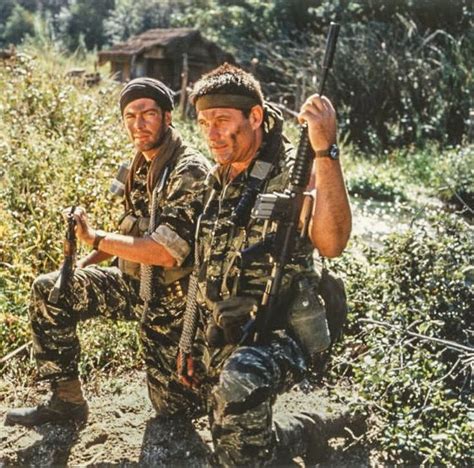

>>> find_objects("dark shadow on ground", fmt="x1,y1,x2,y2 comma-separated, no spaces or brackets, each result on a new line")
138,416,212,467
1,422,81,466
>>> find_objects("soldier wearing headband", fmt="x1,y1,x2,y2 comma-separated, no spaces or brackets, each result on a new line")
6,78,210,426
177,63,353,465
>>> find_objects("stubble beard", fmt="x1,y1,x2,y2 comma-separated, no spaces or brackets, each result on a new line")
135,124,167,154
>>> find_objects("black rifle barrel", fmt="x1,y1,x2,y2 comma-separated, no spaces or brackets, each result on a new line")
48,206,77,304
318,22,340,95
251,22,340,344
291,22,340,189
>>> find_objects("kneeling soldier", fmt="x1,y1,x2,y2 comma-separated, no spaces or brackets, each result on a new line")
178,64,353,465
6,78,210,426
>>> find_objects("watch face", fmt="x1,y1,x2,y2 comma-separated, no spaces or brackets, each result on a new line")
329,145,340,159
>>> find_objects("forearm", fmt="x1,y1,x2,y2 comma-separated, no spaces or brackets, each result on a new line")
82,232,177,267
308,158,351,257
77,250,113,268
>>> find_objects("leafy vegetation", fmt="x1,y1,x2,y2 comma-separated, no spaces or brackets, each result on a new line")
329,212,473,464
0,1,471,150
0,50,138,377
0,20,472,466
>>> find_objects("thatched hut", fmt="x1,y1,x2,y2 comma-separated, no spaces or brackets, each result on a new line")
98,28,235,88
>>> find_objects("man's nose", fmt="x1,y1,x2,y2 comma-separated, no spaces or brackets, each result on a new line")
133,114,146,130
208,124,220,141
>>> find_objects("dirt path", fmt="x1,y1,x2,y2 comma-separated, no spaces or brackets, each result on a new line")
0,371,372,466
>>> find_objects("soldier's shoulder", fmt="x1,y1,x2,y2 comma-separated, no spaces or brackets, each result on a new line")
175,145,211,176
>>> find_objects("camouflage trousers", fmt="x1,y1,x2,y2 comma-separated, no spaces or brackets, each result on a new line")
29,265,202,416
207,331,312,466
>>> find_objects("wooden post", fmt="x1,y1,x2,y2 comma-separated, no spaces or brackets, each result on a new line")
250,57,259,75
179,53,189,120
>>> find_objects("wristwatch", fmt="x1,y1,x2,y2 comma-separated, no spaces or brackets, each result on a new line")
314,144,340,160
93,230,106,251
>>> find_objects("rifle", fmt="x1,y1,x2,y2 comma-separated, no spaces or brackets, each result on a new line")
48,206,77,304
243,22,340,344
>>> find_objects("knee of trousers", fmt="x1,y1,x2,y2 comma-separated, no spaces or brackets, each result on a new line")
212,347,278,420
29,272,60,321
31,272,58,300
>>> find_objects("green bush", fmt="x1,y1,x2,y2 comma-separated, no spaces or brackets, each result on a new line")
174,1,472,150
346,162,407,202
0,51,139,378
389,143,474,215
329,212,473,464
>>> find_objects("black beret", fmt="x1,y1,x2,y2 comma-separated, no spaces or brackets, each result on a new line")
120,77,174,114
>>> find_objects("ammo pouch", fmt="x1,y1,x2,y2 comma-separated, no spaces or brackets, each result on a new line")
319,268,348,344
117,213,149,279
206,296,258,347
287,269,347,361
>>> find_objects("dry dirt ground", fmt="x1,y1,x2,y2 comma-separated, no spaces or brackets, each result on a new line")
0,370,374,467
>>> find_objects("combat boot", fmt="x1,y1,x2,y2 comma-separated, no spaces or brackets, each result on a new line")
5,379,88,427
302,409,367,463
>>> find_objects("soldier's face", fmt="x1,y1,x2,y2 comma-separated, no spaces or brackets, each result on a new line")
123,98,170,154
197,107,263,167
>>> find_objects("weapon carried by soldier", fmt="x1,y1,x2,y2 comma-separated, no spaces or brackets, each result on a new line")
48,206,77,304
242,23,340,345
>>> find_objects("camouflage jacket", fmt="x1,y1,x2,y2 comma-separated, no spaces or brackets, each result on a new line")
118,134,210,284
196,133,314,319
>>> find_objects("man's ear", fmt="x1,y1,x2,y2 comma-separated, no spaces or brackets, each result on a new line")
249,105,264,130
164,111,172,126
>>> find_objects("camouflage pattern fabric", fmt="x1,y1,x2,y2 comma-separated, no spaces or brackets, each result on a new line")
210,331,307,466
196,143,314,312
141,283,209,418
129,159,150,218
29,266,141,381
194,122,318,464
29,146,210,420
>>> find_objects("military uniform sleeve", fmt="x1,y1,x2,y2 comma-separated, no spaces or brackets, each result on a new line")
150,153,210,266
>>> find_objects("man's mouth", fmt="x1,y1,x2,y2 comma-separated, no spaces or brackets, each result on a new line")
135,134,151,141
210,144,227,151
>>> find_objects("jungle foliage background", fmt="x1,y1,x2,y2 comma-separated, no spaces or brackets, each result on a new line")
0,0,472,465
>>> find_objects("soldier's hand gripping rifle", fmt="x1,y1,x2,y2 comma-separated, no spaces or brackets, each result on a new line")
48,206,77,304
242,22,340,344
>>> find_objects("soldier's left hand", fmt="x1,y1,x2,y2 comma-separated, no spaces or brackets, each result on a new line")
298,94,337,153
62,206,96,246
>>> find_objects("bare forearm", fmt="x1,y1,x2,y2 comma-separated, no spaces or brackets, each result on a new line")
83,232,177,267
77,250,113,268
309,158,351,257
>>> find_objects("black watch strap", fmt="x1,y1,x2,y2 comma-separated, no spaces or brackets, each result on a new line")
314,144,339,160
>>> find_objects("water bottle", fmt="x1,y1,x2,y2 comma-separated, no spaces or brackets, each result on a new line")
287,275,331,359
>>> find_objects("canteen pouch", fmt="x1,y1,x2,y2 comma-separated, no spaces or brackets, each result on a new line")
287,273,331,361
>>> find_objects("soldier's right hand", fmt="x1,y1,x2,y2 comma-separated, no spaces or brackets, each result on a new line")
62,206,96,246
177,351,200,389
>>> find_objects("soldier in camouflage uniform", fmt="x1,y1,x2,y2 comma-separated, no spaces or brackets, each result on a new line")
177,64,352,465
6,78,210,426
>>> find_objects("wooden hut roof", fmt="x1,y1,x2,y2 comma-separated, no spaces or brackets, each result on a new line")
98,28,233,63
